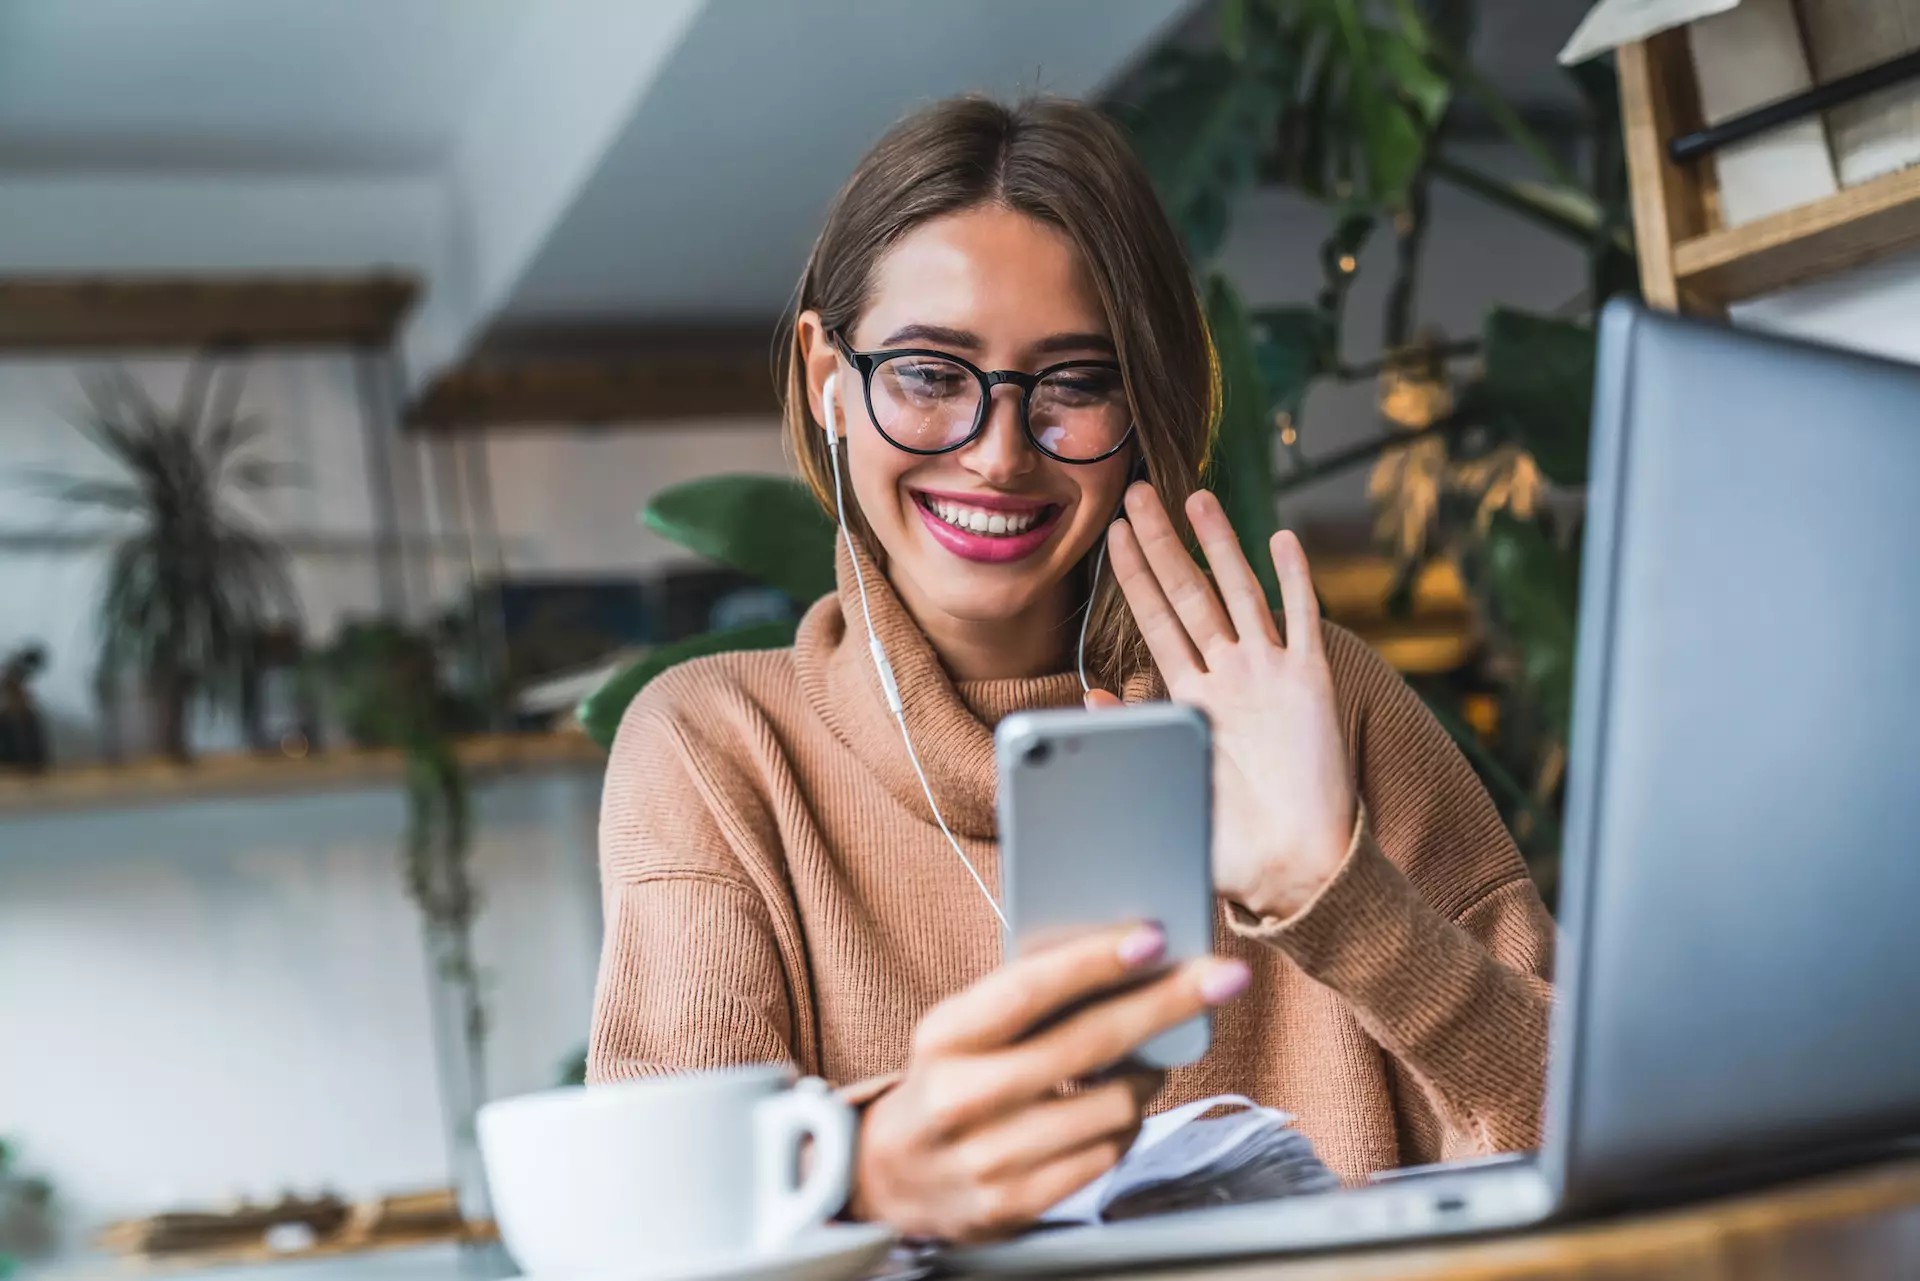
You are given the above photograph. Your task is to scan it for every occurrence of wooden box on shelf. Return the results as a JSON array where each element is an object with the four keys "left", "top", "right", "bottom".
[{"left": 1620, "top": 27, "right": 1920, "bottom": 315}]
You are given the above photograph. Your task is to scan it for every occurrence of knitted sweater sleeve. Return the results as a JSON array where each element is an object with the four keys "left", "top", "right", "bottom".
[
  {"left": 587, "top": 675, "right": 800, "bottom": 1084},
  {"left": 1227, "top": 625, "right": 1555, "bottom": 1162}
]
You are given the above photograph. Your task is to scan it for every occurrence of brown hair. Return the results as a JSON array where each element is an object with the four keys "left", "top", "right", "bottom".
[{"left": 780, "top": 94, "right": 1217, "bottom": 690}]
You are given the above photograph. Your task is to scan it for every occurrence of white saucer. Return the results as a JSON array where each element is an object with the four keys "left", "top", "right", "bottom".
[{"left": 521, "top": 1224, "right": 897, "bottom": 1281}]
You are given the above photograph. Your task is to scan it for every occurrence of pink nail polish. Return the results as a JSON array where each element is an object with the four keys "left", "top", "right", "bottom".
[
  {"left": 1117, "top": 926, "right": 1165, "bottom": 967},
  {"left": 1199, "top": 960, "right": 1251, "bottom": 1004}
]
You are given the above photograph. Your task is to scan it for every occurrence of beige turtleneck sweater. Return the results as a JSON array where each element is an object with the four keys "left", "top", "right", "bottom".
[{"left": 589, "top": 544, "right": 1554, "bottom": 1180}]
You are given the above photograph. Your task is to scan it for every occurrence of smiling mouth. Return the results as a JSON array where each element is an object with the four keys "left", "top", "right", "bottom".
[{"left": 914, "top": 492, "right": 1059, "bottom": 537}]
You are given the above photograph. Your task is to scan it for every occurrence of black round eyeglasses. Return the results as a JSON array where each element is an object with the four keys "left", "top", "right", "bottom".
[{"left": 831, "top": 332, "right": 1135, "bottom": 465}]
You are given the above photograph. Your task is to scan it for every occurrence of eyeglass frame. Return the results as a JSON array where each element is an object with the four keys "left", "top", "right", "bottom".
[{"left": 829, "top": 331, "right": 1136, "bottom": 465}]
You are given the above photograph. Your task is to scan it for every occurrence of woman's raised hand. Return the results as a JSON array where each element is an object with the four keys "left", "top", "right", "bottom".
[
  {"left": 1090, "top": 483, "right": 1356, "bottom": 922},
  {"left": 847, "top": 923, "right": 1249, "bottom": 1242}
]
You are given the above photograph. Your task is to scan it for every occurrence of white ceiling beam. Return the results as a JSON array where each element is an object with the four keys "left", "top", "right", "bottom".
[
  {"left": 0, "top": 1, "right": 711, "bottom": 390},
  {"left": 401, "top": 0, "right": 707, "bottom": 394},
  {"left": 0, "top": 170, "right": 456, "bottom": 364}
]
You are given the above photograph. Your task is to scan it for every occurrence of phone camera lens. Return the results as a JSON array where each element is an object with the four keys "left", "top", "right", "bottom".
[{"left": 1021, "top": 740, "right": 1052, "bottom": 767}]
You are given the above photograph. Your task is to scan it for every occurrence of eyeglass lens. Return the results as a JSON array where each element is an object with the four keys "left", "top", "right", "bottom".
[{"left": 867, "top": 355, "right": 1130, "bottom": 461}]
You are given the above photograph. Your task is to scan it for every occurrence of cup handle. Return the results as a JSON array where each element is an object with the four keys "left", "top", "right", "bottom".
[{"left": 752, "top": 1076, "right": 855, "bottom": 1253}]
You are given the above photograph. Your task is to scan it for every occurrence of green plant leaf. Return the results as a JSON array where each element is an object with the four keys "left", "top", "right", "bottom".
[
  {"left": 557, "top": 1045, "right": 588, "bottom": 1087},
  {"left": 1378, "top": 28, "right": 1451, "bottom": 129},
  {"left": 576, "top": 619, "right": 800, "bottom": 750},
  {"left": 27, "top": 474, "right": 146, "bottom": 512},
  {"left": 1256, "top": 3, "right": 1443, "bottom": 209},
  {"left": 642, "top": 475, "right": 837, "bottom": 604},
  {"left": 1203, "top": 275, "right": 1281, "bottom": 605},
  {"left": 1248, "top": 305, "right": 1326, "bottom": 414},
  {"left": 1479, "top": 308, "right": 1597, "bottom": 486},
  {"left": 1221, "top": 0, "right": 1250, "bottom": 62},
  {"left": 1119, "top": 50, "right": 1285, "bottom": 260},
  {"left": 1480, "top": 512, "right": 1580, "bottom": 741},
  {"left": 1333, "top": 9, "right": 1401, "bottom": 201},
  {"left": 310, "top": 621, "right": 447, "bottom": 749}
]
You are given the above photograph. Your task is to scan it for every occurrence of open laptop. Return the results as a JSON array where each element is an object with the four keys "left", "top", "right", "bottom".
[{"left": 953, "top": 300, "right": 1920, "bottom": 1272}]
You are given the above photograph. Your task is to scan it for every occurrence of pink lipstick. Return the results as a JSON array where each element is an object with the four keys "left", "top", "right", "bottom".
[{"left": 911, "top": 489, "right": 1062, "bottom": 564}]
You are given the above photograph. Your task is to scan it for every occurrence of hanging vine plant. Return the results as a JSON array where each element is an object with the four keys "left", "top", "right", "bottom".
[{"left": 312, "top": 619, "right": 492, "bottom": 1212}]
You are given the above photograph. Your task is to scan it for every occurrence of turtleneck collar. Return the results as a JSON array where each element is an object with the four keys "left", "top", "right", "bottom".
[{"left": 794, "top": 537, "right": 1162, "bottom": 838}]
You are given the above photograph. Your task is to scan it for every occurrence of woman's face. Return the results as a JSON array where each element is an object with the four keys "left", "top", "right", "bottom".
[{"left": 800, "top": 205, "right": 1134, "bottom": 640}]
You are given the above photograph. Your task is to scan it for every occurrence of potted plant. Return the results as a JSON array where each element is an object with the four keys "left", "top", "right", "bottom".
[{"left": 36, "top": 361, "right": 297, "bottom": 762}]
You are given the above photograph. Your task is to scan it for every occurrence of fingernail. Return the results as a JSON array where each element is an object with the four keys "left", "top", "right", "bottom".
[
  {"left": 1198, "top": 960, "right": 1251, "bottom": 1004},
  {"left": 1117, "top": 926, "right": 1165, "bottom": 967}
]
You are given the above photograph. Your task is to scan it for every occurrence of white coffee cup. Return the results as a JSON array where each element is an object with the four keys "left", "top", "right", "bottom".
[{"left": 478, "top": 1064, "right": 855, "bottom": 1276}]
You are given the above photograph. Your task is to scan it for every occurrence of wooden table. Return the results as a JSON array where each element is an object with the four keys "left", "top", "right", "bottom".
[{"left": 1014, "top": 1157, "right": 1920, "bottom": 1281}]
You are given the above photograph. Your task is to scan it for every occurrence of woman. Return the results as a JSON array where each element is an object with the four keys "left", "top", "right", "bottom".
[{"left": 591, "top": 95, "right": 1552, "bottom": 1242}]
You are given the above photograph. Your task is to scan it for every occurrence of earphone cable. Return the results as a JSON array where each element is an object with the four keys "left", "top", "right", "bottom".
[
  {"left": 825, "top": 377, "right": 1009, "bottom": 930},
  {"left": 1076, "top": 536, "right": 1106, "bottom": 695}
]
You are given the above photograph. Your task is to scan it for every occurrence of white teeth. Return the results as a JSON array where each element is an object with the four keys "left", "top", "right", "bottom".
[{"left": 926, "top": 497, "right": 1043, "bottom": 537}]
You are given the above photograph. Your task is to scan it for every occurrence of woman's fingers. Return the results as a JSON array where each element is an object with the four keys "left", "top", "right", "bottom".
[
  {"left": 949, "top": 1072, "right": 1159, "bottom": 1185},
  {"left": 913, "top": 923, "right": 1167, "bottom": 1058},
  {"left": 1083, "top": 688, "right": 1124, "bottom": 711},
  {"left": 1187, "top": 490, "right": 1281, "bottom": 647},
  {"left": 1122, "top": 482, "right": 1234, "bottom": 652},
  {"left": 1269, "top": 529, "right": 1323, "bottom": 655},
  {"left": 1107, "top": 520, "right": 1203, "bottom": 683},
  {"left": 962, "top": 1132, "right": 1134, "bottom": 1243},
  {"left": 1011, "top": 956, "right": 1250, "bottom": 1089}
]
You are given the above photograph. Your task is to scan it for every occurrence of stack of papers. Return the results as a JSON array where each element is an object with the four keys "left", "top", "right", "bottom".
[{"left": 1043, "top": 1094, "right": 1339, "bottom": 1225}]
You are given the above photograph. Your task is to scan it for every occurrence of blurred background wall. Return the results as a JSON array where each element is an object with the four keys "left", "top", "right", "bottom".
[{"left": 0, "top": 774, "right": 599, "bottom": 1227}]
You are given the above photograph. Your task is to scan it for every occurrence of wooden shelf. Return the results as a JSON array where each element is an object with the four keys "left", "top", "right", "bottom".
[
  {"left": 1672, "top": 163, "right": 1920, "bottom": 304},
  {"left": 0, "top": 732, "right": 604, "bottom": 820},
  {"left": 0, "top": 273, "right": 420, "bottom": 351},
  {"left": 409, "top": 355, "right": 781, "bottom": 430},
  {"left": 0, "top": 559, "right": 1467, "bottom": 824},
  {"left": 100, "top": 1222, "right": 499, "bottom": 1277},
  {"left": 407, "top": 319, "right": 782, "bottom": 430},
  {"left": 1619, "top": 30, "right": 1920, "bottom": 314}
]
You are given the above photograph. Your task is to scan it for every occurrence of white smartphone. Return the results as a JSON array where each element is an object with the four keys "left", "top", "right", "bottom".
[{"left": 994, "top": 703, "right": 1214, "bottom": 1070}]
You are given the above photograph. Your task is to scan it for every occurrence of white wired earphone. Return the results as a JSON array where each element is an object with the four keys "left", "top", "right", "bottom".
[{"left": 823, "top": 374, "right": 1115, "bottom": 929}]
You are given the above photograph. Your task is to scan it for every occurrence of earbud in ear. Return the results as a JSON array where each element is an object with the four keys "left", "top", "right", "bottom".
[{"left": 822, "top": 372, "right": 840, "bottom": 445}]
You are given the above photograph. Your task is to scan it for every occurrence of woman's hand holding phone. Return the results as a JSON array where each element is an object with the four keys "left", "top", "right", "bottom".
[
  {"left": 847, "top": 923, "right": 1249, "bottom": 1243},
  {"left": 1088, "top": 483, "right": 1357, "bottom": 923}
]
